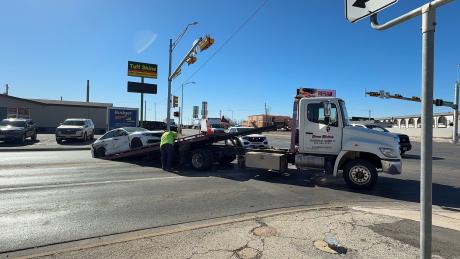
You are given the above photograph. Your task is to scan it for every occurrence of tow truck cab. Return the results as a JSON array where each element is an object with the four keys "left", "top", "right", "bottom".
[{"left": 293, "top": 96, "right": 402, "bottom": 189}]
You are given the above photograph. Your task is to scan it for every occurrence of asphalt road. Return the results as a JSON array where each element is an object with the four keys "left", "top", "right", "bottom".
[{"left": 1, "top": 138, "right": 459, "bottom": 253}]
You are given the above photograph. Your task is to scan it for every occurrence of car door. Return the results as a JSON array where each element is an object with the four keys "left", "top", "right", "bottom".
[
  {"left": 299, "top": 99, "right": 342, "bottom": 155},
  {"left": 112, "top": 129, "right": 130, "bottom": 153}
]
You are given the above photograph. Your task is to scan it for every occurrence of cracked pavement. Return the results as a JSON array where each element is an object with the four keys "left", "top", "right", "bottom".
[{"left": 36, "top": 206, "right": 460, "bottom": 259}]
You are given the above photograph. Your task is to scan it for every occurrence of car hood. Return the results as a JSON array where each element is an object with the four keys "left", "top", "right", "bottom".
[
  {"left": 57, "top": 125, "right": 84, "bottom": 129},
  {"left": 0, "top": 126, "right": 25, "bottom": 131},
  {"left": 344, "top": 126, "right": 398, "bottom": 147}
]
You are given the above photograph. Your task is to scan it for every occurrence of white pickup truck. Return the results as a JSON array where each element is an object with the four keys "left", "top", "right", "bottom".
[{"left": 242, "top": 93, "right": 402, "bottom": 190}]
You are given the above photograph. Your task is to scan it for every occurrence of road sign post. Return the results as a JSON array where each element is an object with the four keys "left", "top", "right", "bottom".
[
  {"left": 347, "top": 1, "right": 454, "bottom": 258},
  {"left": 454, "top": 82, "right": 459, "bottom": 143}
]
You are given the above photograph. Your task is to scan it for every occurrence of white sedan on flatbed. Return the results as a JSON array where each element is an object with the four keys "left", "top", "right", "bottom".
[{"left": 92, "top": 127, "right": 163, "bottom": 158}]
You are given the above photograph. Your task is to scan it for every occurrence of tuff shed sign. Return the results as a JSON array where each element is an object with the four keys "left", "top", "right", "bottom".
[{"left": 128, "top": 61, "right": 158, "bottom": 79}]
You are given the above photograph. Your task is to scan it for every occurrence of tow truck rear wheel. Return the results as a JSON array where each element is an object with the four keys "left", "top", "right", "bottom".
[
  {"left": 190, "top": 149, "right": 213, "bottom": 171},
  {"left": 343, "top": 159, "right": 377, "bottom": 190}
]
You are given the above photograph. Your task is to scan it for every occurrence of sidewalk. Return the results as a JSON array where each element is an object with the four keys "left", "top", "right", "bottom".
[
  {"left": 0, "top": 134, "right": 95, "bottom": 152},
  {"left": 13, "top": 204, "right": 460, "bottom": 259}
]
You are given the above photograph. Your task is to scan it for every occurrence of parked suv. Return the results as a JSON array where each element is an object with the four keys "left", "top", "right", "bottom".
[
  {"left": 227, "top": 127, "right": 269, "bottom": 149},
  {"left": 0, "top": 118, "right": 37, "bottom": 144},
  {"left": 56, "top": 118, "right": 95, "bottom": 143},
  {"left": 351, "top": 124, "right": 412, "bottom": 155}
]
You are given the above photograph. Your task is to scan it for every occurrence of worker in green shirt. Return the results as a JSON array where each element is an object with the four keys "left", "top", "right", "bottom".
[{"left": 160, "top": 130, "right": 177, "bottom": 170}]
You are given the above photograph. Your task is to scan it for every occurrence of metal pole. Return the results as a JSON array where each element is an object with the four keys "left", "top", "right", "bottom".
[
  {"left": 140, "top": 77, "right": 144, "bottom": 128},
  {"left": 420, "top": 4, "right": 436, "bottom": 258},
  {"left": 453, "top": 81, "right": 459, "bottom": 143},
  {"left": 145, "top": 100, "right": 147, "bottom": 121},
  {"left": 154, "top": 102, "right": 157, "bottom": 121},
  {"left": 181, "top": 83, "right": 184, "bottom": 131},
  {"left": 166, "top": 39, "right": 173, "bottom": 131},
  {"left": 86, "top": 80, "right": 90, "bottom": 102}
]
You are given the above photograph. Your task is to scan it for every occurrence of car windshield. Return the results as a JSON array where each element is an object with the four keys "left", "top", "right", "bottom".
[
  {"left": 123, "top": 127, "right": 148, "bottom": 133},
  {"left": 63, "top": 120, "right": 85, "bottom": 126},
  {"left": 211, "top": 124, "right": 223, "bottom": 128},
  {"left": 0, "top": 120, "right": 26, "bottom": 127}
]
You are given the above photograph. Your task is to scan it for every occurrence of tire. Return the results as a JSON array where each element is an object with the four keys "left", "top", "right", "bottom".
[
  {"left": 131, "top": 138, "right": 143, "bottom": 149},
  {"left": 343, "top": 159, "right": 378, "bottom": 190},
  {"left": 31, "top": 131, "right": 37, "bottom": 141},
  {"left": 56, "top": 138, "right": 62, "bottom": 144},
  {"left": 400, "top": 151, "right": 406, "bottom": 156},
  {"left": 83, "top": 133, "right": 87, "bottom": 142},
  {"left": 218, "top": 155, "right": 236, "bottom": 165},
  {"left": 94, "top": 147, "right": 106, "bottom": 158},
  {"left": 190, "top": 149, "right": 214, "bottom": 171}
]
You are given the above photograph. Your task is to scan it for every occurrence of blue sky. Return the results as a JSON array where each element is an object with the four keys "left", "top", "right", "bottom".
[{"left": 0, "top": 0, "right": 459, "bottom": 123}]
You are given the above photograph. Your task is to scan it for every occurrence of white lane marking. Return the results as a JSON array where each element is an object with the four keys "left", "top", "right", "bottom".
[{"left": 0, "top": 176, "right": 185, "bottom": 192}]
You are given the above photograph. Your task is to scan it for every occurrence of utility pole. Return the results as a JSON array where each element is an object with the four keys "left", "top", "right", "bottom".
[
  {"left": 167, "top": 38, "right": 173, "bottom": 131},
  {"left": 5, "top": 84, "right": 9, "bottom": 95},
  {"left": 369, "top": 109, "right": 371, "bottom": 121},
  {"left": 145, "top": 100, "right": 147, "bottom": 121},
  {"left": 154, "top": 102, "right": 157, "bottom": 121},
  {"left": 219, "top": 110, "right": 222, "bottom": 119},
  {"left": 368, "top": 1, "right": 454, "bottom": 257}
]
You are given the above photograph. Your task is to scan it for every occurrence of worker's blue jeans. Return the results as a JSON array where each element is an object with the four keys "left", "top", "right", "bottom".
[{"left": 160, "top": 143, "right": 174, "bottom": 170}]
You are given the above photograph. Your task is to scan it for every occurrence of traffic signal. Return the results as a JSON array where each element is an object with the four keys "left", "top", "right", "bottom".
[
  {"left": 394, "top": 94, "right": 403, "bottom": 99},
  {"left": 173, "top": 111, "right": 180, "bottom": 117},
  {"left": 186, "top": 55, "right": 197, "bottom": 65},
  {"left": 434, "top": 99, "right": 444, "bottom": 106},
  {"left": 411, "top": 96, "right": 421, "bottom": 102},
  {"left": 173, "top": 96, "right": 179, "bottom": 108},
  {"left": 199, "top": 35, "right": 214, "bottom": 51}
]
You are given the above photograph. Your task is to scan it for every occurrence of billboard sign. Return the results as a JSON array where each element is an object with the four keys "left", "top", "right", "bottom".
[
  {"left": 127, "top": 81, "right": 157, "bottom": 94},
  {"left": 128, "top": 61, "right": 158, "bottom": 79},
  {"left": 193, "top": 106, "right": 199, "bottom": 119},
  {"left": 297, "top": 88, "right": 336, "bottom": 98},
  {"left": 201, "top": 101, "right": 208, "bottom": 118},
  {"left": 107, "top": 107, "right": 139, "bottom": 131}
]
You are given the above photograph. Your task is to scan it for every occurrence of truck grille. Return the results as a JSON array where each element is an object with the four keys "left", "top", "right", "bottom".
[
  {"left": 247, "top": 137, "right": 265, "bottom": 142},
  {"left": 60, "top": 129, "right": 77, "bottom": 134}
]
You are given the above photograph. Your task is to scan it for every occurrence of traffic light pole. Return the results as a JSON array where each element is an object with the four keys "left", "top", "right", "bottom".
[
  {"left": 140, "top": 77, "right": 144, "bottom": 128},
  {"left": 166, "top": 39, "right": 173, "bottom": 131},
  {"left": 370, "top": 1, "right": 453, "bottom": 258}
]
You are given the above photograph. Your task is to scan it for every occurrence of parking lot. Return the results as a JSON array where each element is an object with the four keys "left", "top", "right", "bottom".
[{"left": 0, "top": 131, "right": 459, "bottom": 255}]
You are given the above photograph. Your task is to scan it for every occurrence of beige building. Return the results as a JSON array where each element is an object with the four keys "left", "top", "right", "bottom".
[
  {"left": 243, "top": 114, "right": 291, "bottom": 128},
  {"left": 0, "top": 94, "right": 113, "bottom": 133}
]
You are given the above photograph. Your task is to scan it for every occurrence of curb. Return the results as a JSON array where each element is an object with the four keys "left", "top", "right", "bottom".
[
  {"left": 2, "top": 204, "right": 346, "bottom": 259},
  {"left": 0, "top": 147, "right": 91, "bottom": 152}
]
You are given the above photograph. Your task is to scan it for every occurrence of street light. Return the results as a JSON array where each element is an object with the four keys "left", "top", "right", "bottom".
[
  {"left": 180, "top": 81, "right": 196, "bottom": 132},
  {"left": 166, "top": 22, "right": 198, "bottom": 131}
]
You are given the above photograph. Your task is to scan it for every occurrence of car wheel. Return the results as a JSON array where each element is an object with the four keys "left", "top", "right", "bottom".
[
  {"left": 343, "top": 159, "right": 378, "bottom": 190},
  {"left": 83, "top": 133, "right": 87, "bottom": 142},
  {"left": 400, "top": 151, "right": 406, "bottom": 156},
  {"left": 56, "top": 139, "right": 62, "bottom": 144},
  {"left": 190, "top": 149, "right": 213, "bottom": 171},
  {"left": 31, "top": 131, "right": 37, "bottom": 141},
  {"left": 131, "top": 138, "right": 143, "bottom": 149},
  {"left": 94, "top": 147, "right": 106, "bottom": 158}
]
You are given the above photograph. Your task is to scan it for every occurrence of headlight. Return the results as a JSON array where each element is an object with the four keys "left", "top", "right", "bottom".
[{"left": 380, "top": 147, "right": 398, "bottom": 158}]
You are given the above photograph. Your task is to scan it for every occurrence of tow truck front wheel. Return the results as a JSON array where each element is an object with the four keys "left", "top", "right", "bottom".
[{"left": 343, "top": 160, "right": 377, "bottom": 190}]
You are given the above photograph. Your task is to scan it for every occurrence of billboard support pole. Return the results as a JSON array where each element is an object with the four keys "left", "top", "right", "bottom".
[{"left": 140, "top": 77, "right": 144, "bottom": 128}]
